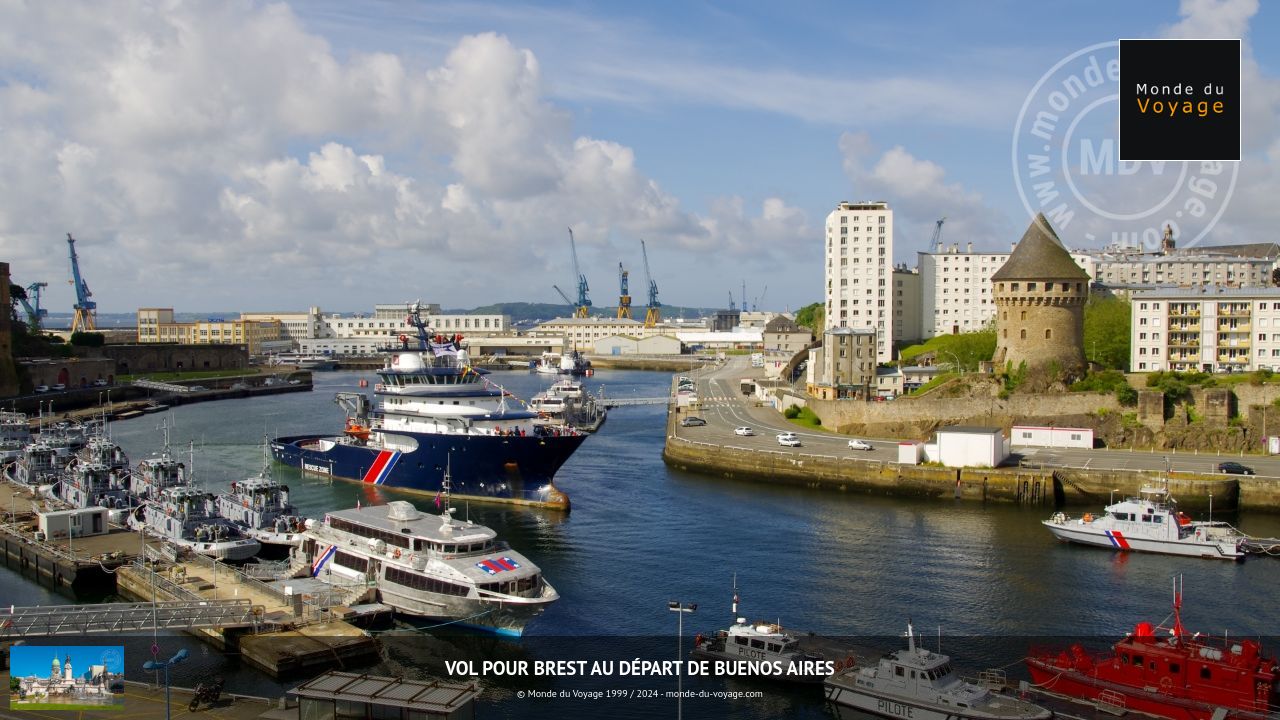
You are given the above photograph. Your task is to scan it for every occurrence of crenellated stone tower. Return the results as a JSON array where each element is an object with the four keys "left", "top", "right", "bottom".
[{"left": 991, "top": 214, "right": 1089, "bottom": 374}]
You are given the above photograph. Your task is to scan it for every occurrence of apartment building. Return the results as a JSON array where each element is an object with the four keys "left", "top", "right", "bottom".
[
  {"left": 825, "top": 201, "right": 893, "bottom": 361},
  {"left": 1129, "top": 287, "right": 1280, "bottom": 373}
]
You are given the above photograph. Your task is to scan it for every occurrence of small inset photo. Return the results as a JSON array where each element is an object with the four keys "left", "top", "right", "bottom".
[{"left": 9, "top": 645, "right": 125, "bottom": 711}]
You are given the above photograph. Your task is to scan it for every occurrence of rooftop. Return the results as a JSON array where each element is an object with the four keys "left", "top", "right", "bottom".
[
  {"left": 1133, "top": 286, "right": 1280, "bottom": 299},
  {"left": 292, "top": 671, "right": 478, "bottom": 715},
  {"left": 938, "top": 425, "right": 1003, "bottom": 436},
  {"left": 991, "top": 213, "right": 1091, "bottom": 281}
]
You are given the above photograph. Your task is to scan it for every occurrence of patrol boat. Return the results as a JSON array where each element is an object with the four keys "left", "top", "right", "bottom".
[
  {"left": 691, "top": 582, "right": 835, "bottom": 684},
  {"left": 55, "top": 456, "right": 131, "bottom": 523},
  {"left": 272, "top": 302, "right": 586, "bottom": 508},
  {"left": 128, "top": 486, "right": 260, "bottom": 561},
  {"left": 1043, "top": 484, "right": 1246, "bottom": 560},
  {"left": 300, "top": 466, "right": 558, "bottom": 636},
  {"left": 825, "top": 622, "right": 1051, "bottom": 720},
  {"left": 128, "top": 427, "right": 189, "bottom": 501},
  {"left": 210, "top": 467, "right": 304, "bottom": 557}
]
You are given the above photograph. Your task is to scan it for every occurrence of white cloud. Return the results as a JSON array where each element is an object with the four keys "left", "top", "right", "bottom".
[
  {"left": 838, "top": 132, "right": 1010, "bottom": 257},
  {"left": 0, "top": 1, "right": 807, "bottom": 311}
]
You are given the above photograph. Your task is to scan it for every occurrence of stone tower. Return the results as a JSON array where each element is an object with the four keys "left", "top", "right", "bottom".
[{"left": 991, "top": 213, "right": 1089, "bottom": 373}]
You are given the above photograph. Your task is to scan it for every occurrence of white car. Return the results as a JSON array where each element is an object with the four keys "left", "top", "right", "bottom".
[
  {"left": 847, "top": 439, "right": 873, "bottom": 451},
  {"left": 778, "top": 436, "right": 801, "bottom": 447},
  {"left": 734, "top": 427, "right": 754, "bottom": 436}
]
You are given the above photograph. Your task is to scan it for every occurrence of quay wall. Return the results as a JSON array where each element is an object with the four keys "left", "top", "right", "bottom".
[
  {"left": 806, "top": 392, "right": 1118, "bottom": 439},
  {"left": 662, "top": 412, "right": 1270, "bottom": 511}
]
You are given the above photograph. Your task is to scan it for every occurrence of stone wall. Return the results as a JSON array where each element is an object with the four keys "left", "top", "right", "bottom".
[
  {"left": 20, "top": 358, "right": 117, "bottom": 387},
  {"left": 806, "top": 391, "right": 1118, "bottom": 439},
  {"left": 90, "top": 344, "right": 248, "bottom": 374}
]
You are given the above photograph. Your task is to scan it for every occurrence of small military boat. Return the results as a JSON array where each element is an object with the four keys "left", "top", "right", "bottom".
[
  {"left": 691, "top": 581, "right": 835, "bottom": 684},
  {"left": 128, "top": 486, "right": 260, "bottom": 562}
]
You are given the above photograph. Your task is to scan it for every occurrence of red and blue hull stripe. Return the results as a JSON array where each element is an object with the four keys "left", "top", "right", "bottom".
[
  {"left": 312, "top": 544, "right": 337, "bottom": 576},
  {"left": 361, "top": 450, "right": 402, "bottom": 485},
  {"left": 1105, "top": 530, "right": 1131, "bottom": 550}
]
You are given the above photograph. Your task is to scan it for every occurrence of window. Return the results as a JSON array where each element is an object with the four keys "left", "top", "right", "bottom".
[
  {"left": 1045, "top": 329, "right": 1052, "bottom": 339},
  {"left": 1020, "top": 329, "right": 1027, "bottom": 339}
]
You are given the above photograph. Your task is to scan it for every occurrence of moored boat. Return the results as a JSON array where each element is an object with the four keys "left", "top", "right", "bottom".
[
  {"left": 298, "top": 466, "right": 557, "bottom": 636},
  {"left": 211, "top": 469, "right": 304, "bottom": 557},
  {"left": 826, "top": 622, "right": 1051, "bottom": 720},
  {"left": 691, "top": 583, "right": 834, "bottom": 684},
  {"left": 1025, "top": 579, "right": 1279, "bottom": 720},
  {"left": 1043, "top": 484, "right": 1246, "bottom": 560},
  {"left": 271, "top": 302, "right": 586, "bottom": 508},
  {"left": 128, "top": 486, "right": 260, "bottom": 562}
]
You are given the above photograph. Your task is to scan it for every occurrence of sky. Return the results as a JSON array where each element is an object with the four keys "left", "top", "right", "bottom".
[{"left": 0, "top": 0, "right": 1277, "bottom": 315}]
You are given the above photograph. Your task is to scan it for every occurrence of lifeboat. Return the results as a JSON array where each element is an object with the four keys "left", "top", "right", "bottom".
[{"left": 344, "top": 419, "right": 371, "bottom": 442}]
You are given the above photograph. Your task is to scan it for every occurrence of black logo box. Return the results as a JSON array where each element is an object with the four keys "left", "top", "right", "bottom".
[{"left": 1119, "top": 38, "right": 1240, "bottom": 162}]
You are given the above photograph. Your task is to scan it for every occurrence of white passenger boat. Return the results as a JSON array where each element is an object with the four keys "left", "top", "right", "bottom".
[
  {"left": 299, "top": 468, "right": 558, "bottom": 636},
  {"left": 825, "top": 622, "right": 1051, "bottom": 720},
  {"left": 1043, "top": 484, "right": 1245, "bottom": 560}
]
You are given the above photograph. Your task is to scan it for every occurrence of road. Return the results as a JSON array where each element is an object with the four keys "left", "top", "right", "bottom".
[{"left": 670, "top": 357, "right": 1280, "bottom": 479}]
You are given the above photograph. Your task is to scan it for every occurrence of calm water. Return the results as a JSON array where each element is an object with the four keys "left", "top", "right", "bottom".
[{"left": 6, "top": 369, "right": 1280, "bottom": 719}]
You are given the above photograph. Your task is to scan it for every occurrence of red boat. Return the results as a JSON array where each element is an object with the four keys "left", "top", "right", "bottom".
[{"left": 1026, "top": 581, "right": 1278, "bottom": 720}]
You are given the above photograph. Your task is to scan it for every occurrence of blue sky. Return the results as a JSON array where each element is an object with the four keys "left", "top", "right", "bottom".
[
  {"left": 0, "top": 1, "right": 1276, "bottom": 314},
  {"left": 10, "top": 645, "right": 124, "bottom": 677}
]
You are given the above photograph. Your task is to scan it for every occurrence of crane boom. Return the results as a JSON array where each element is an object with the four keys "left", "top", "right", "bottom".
[
  {"left": 568, "top": 227, "right": 591, "bottom": 318},
  {"left": 931, "top": 217, "right": 946, "bottom": 249},
  {"left": 553, "top": 285, "right": 574, "bottom": 306},
  {"left": 67, "top": 233, "right": 96, "bottom": 333},
  {"left": 16, "top": 282, "right": 48, "bottom": 331},
  {"left": 640, "top": 240, "right": 661, "bottom": 327}
]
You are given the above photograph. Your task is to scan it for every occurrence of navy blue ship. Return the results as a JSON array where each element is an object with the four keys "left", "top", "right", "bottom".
[{"left": 271, "top": 303, "right": 587, "bottom": 508}]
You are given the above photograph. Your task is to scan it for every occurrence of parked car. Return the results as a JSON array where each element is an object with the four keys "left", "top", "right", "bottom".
[
  {"left": 734, "top": 427, "right": 755, "bottom": 436},
  {"left": 92, "top": 379, "right": 109, "bottom": 387},
  {"left": 51, "top": 383, "right": 66, "bottom": 391},
  {"left": 847, "top": 439, "right": 873, "bottom": 451},
  {"left": 778, "top": 435, "right": 802, "bottom": 447},
  {"left": 1217, "top": 461, "right": 1256, "bottom": 475},
  {"left": 680, "top": 416, "right": 707, "bottom": 427},
  {"left": 34, "top": 385, "right": 49, "bottom": 393}
]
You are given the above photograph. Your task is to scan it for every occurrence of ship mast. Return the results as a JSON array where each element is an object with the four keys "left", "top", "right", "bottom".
[{"left": 1171, "top": 575, "right": 1186, "bottom": 639}]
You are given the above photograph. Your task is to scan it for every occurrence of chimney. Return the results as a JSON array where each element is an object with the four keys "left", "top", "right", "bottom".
[{"left": 967, "top": 242, "right": 973, "bottom": 253}]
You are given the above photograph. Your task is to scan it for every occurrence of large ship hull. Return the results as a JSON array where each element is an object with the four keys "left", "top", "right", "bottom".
[
  {"left": 270, "top": 432, "right": 585, "bottom": 508},
  {"left": 1025, "top": 658, "right": 1272, "bottom": 720},
  {"left": 1043, "top": 521, "right": 1243, "bottom": 560}
]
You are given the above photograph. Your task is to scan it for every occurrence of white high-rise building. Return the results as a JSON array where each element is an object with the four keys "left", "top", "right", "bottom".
[{"left": 825, "top": 201, "right": 893, "bottom": 361}]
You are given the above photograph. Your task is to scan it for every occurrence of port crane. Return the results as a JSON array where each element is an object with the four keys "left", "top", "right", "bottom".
[
  {"left": 753, "top": 285, "right": 768, "bottom": 313},
  {"left": 553, "top": 285, "right": 575, "bottom": 308},
  {"left": 12, "top": 282, "right": 48, "bottom": 332},
  {"left": 567, "top": 227, "right": 591, "bottom": 318},
  {"left": 616, "top": 263, "right": 632, "bottom": 320},
  {"left": 640, "top": 240, "right": 661, "bottom": 328},
  {"left": 931, "top": 217, "right": 946, "bottom": 249},
  {"left": 67, "top": 233, "right": 97, "bottom": 332}
]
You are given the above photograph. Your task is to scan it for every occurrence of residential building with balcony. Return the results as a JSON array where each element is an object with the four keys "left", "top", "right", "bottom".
[{"left": 1130, "top": 287, "right": 1280, "bottom": 373}]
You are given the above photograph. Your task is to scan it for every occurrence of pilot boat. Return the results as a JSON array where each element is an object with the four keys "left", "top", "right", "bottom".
[
  {"left": 1043, "top": 484, "right": 1246, "bottom": 560},
  {"left": 826, "top": 622, "right": 1051, "bottom": 720}
]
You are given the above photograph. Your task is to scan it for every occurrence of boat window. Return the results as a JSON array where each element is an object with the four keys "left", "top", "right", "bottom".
[
  {"left": 734, "top": 637, "right": 748, "bottom": 646},
  {"left": 768, "top": 644, "right": 781, "bottom": 653},
  {"left": 895, "top": 666, "right": 905, "bottom": 677},
  {"left": 750, "top": 640, "right": 765, "bottom": 649},
  {"left": 1153, "top": 515, "right": 1163, "bottom": 523},
  {"left": 910, "top": 670, "right": 917, "bottom": 679},
  {"left": 1200, "top": 666, "right": 1211, "bottom": 680},
  {"left": 1149, "top": 661, "right": 1157, "bottom": 670},
  {"left": 1112, "top": 512, "right": 1127, "bottom": 520},
  {"left": 1132, "top": 655, "right": 1144, "bottom": 666},
  {"left": 334, "top": 551, "right": 368, "bottom": 573},
  {"left": 385, "top": 566, "right": 468, "bottom": 596},
  {"left": 1142, "top": 515, "right": 1152, "bottom": 522},
  {"left": 1169, "top": 662, "right": 1180, "bottom": 673},
  {"left": 957, "top": 703, "right": 968, "bottom": 709}
]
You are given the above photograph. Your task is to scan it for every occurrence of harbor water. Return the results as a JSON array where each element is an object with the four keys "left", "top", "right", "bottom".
[{"left": 6, "top": 369, "right": 1280, "bottom": 719}]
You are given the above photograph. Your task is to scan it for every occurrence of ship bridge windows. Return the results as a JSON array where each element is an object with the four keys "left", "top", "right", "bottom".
[
  {"left": 895, "top": 666, "right": 905, "bottom": 677},
  {"left": 329, "top": 517, "right": 411, "bottom": 549},
  {"left": 768, "top": 643, "right": 782, "bottom": 653},
  {"left": 1132, "top": 654, "right": 1144, "bottom": 666},
  {"left": 734, "top": 637, "right": 748, "bottom": 646},
  {"left": 385, "top": 566, "right": 468, "bottom": 596}
]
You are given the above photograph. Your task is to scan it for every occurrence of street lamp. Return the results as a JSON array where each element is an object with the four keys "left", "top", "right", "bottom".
[
  {"left": 941, "top": 350, "right": 964, "bottom": 375},
  {"left": 143, "top": 648, "right": 188, "bottom": 720},
  {"left": 668, "top": 601, "right": 696, "bottom": 720}
]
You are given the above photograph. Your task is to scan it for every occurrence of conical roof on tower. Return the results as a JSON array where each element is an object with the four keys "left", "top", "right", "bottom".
[{"left": 991, "top": 213, "right": 1090, "bottom": 281}]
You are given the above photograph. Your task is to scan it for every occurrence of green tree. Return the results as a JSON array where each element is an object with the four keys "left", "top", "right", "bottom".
[
  {"left": 899, "top": 327, "right": 995, "bottom": 370},
  {"left": 1083, "top": 295, "right": 1131, "bottom": 370},
  {"left": 69, "top": 332, "right": 105, "bottom": 347},
  {"left": 794, "top": 302, "right": 824, "bottom": 332}
]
